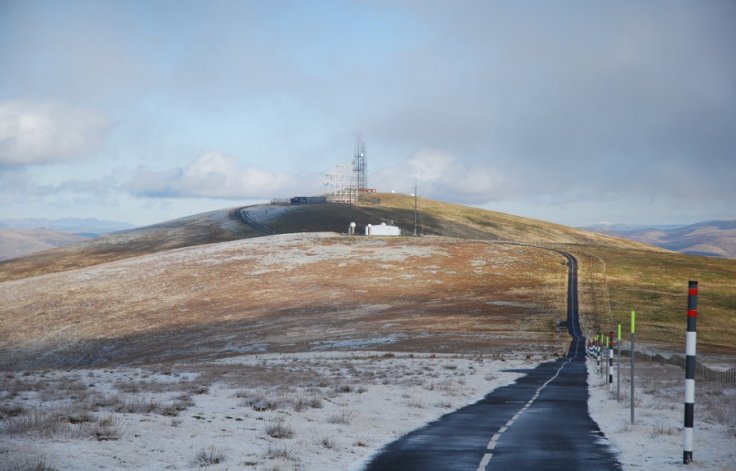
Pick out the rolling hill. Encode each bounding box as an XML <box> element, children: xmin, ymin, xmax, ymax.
<box><xmin>584</xmin><ymin>218</ymin><xmax>736</xmax><ymax>259</ymax></box>
<box><xmin>0</xmin><ymin>194</ymin><xmax>656</xmax><ymax>283</ymax></box>
<box><xmin>0</xmin><ymin>228</ymin><xmax>92</xmax><ymax>261</ymax></box>
<box><xmin>1</xmin><ymin>194</ymin><xmax>734</xmax><ymax>372</ymax></box>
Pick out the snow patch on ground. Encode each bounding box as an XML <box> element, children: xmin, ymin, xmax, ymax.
<box><xmin>586</xmin><ymin>356</ymin><xmax>736</xmax><ymax>470</ymax></box>
<box><xmin>1</xmin><ymin>352</ymin><xmax>537</xmax><ymax>470</ymax></box>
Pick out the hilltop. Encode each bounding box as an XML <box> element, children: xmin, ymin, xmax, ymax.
<box><xmin>0</xmin><ymin>193</ymin><xmax>654</xmax><ymax>282</ymax></box>
<box><xmin>1</xmin><ymin>193</ymin><xmax>734</xmax><ymax>367</ymax></box>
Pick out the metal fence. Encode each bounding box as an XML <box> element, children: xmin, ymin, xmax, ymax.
<box><xmin>618</xmin><ymin>349</ymin><xmax>736</xmax><ymax>383</ymax></box>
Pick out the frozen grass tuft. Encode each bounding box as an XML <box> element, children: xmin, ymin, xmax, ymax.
<box><xmin>4</xmin><ymin>411</ymin><xmax>66</xmax><ymax>437</ymax></box>
<box><xmin>91</xmin><ymin>415</ymin><xmax>122</xmax><ymax>441</ymax></box>
<box><xmin>292</xmin><ymin>394</ymin><xmax>323</xmax><ymax>411</ymax></box>
<box><xmin>265</xmin><ymin>420</ymin><xmax>294</xmax><ymax>439</ymax></box>
<box><xmin>320</xmin><ymin>435</ymin><xmax>336</xmax><ymax>449</ymax></box>
<box><xmin>265</xmin><ymin>443</ymin><xmax>294</xmax><ymax>460</ymax></box>
<box><xmin>650</xmin><ymin>424</ymin><xmax>678</xmax><ymax>437</ymax></box>
<box><xmin>9</xmin><ymin>456</ymin><xmax>53</xmax><ymax>471</ymax></box>
<box><xmin>193</xmin><ymin>446</ymin><xmax>226</xmax><ymax>467</ymax></box>
<box><xmin>114</xmin><ymin>397</ymin><xmax>162</xmax><ymax>414</ymax></box>
<box><xmin>327</xmin><ymin>409</ymin><xmax>356</xmax><ymax>425</ymax></box>
<box><xmin>3</xmin><ymin>410</ymin><xmax>122</xmax><ymax>441</ymax></box>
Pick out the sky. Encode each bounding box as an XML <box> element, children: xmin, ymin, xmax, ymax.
<box><xmin>1</xmin><ymin>0</ymin><xmax>734</xmax><ymax>227</ymax></box>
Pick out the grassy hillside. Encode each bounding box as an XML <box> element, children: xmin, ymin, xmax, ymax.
<box><xmin>0</xmin><ymin>229</ymin><xmax>91</xmax><ymax>261</ymax></box>
<box><xmin>258</xmin><ymin>193</ymin><xmax>659</xmax><ymax>250</ymax></box>
<box><xmin>569</xmin><ymin>245</ymin><xmax>736</xmax><ymax>354</ymax></box>
<box><xmin>0</xmin><ymin>194</ymin><xmax>653</xmax><ymax>282</ymax></box>
<box><xmin>1</xmin><ymin>194</ymin><xmax>733</xmax><ymax>358</ymax></box>
<box><xmin>0</xmin><ymin>208</ymin><xmax>261</xmax><ymax>282</ymax></box>
<box><xmin>0</xmin><ymin>235</ymin><xmax>571</xmax><ymax>370</ymax></box>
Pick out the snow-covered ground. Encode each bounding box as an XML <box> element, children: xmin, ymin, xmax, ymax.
<box><xmin>1</xmin><ymin>352</ymin><xmax>537</xmax><ymax>470</ymax></box>
<box><xmin>4</xmin><ymin>351</ymin><xmax>733</xmax><ymax>470</ymax></box>
<box><xmin>587</xmin><ymin>356</ymin><xmax>736</xmax><ymax>470</ymax></box>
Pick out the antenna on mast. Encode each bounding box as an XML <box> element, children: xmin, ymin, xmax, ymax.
<box><xmin>353</xmin><ymin>135</ymin><xmax>367</xmax><ymax>194</ymax></box>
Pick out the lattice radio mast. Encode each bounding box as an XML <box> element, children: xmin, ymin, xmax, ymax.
<box><xmin>353</xmin><ymin>135</ymin><xmax>367</xmax><ymax>193</ymax></box>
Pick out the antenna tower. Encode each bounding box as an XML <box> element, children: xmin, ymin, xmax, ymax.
<box><xmin>323</xmin><ymin>163</ymin><xmax>355</xmax><ymax>203</ymax></box>
<box><xmin>353</xmin><ymin>135</ymin><xmax>367</xmax><ymax>193</ymax></box>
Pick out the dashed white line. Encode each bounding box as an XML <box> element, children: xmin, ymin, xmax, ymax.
<box><xmin>476</xmin><ymin>338</ymin><xmax>582</xmax><ymax>470</ymax></box>
<box><xmin>477</xmin><ymin>453</ymin><xmax>493</xmax><ymax>470</ymax></box>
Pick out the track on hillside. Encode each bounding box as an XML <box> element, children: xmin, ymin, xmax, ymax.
<box><xmin>361</xmin><ymin>252</ymin><xmax>621</xmax><ymax>471</ymax></box>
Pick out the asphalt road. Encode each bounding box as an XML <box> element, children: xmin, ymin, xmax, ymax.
<box><xmin>362</xmin><ymin>252</ymin><xmax>621</xmax><ymax>471</ymax></box>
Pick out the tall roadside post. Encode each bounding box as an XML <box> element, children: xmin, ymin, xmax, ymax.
<box><xmin>630</xmin><ymin>310</ymin><xmax>636</xmax><ymax>425</ymax></box>
<box><xmin>600</xmin><ymin>333</ymin><xmax>605</xmax><ymax>380</ymax></box>
<box><xmin>617</xmin><ymin>322</ymin><xmax>622</xmax><ymax>401</ymax></box>
<box><xmin>608</xmin><ymin>331</ymin><xmax>614</xmax><ymax>386</ymax></box>
<box><xmin>684</xmin><ymin>281</ymin><xmax>698</xmax><ymax>464</ymax></box>
<box><xmin>601</xmin><ymin>334</ymin><xmax>611</xmax><ymax>385</ymax></box>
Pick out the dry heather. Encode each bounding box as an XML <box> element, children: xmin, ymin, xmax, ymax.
<box><xmin>569</xmin><ymin>244</ymin><xmax>736</xmax><ymax>355</ymax></box>
<box><xmin>0</xmin><ymin>234</ymin><xmax>570</xmax><ymax>370</ymax></box>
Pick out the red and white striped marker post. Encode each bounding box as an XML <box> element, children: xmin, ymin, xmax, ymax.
<box><xmin>684</xmin><ymin>281</ymin><xmax>698</xmax><ymax>464</ymax></box>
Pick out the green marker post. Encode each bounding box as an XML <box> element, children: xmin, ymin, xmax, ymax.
<box><xmin>630</xmin><ymin>310</ymin><xmax>636</xmax><ymax>425</ymax></box>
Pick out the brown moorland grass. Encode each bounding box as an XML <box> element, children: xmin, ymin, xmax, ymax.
<box><xmin>568</xmin><ymin>244</ymin><xmax>736</xmax><ymax>354</ymax></box>
<box><xmin>0</xmin><ymin>194</ymin><xmax>731</xmax><ymax>361</ymax></box>
<box><xmin>0</xmin><ymin>208</ymin><xmax>261</xmax><ymax>282</ymax></box>
<box><xmin>0</xmin><ymin>194</ymin><xmax>653</xmax><ymax>283</ymax></box>
<box><xmin>0</xmin><ymin>235</ymin><xmax>570</xmax><ymax>370</ymax></box>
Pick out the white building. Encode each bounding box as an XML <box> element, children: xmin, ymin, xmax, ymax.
<box><xmin>365</xmin><ymin>223</ymin><xmax>401</xmax><ymax>236</ymax></box>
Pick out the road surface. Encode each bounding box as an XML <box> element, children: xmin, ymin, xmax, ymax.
<box><xmin>362</xmin><ymin>252</ymin><xmax>621</xmax><ymax>470</ymax></box>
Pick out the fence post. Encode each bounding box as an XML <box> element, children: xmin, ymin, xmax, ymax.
<box><xmin>684</xmin><ymin>281</ymin><xmax>698</xmax><ymax>464</ymax></box>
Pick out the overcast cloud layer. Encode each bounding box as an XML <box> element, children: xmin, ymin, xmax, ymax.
<box><xmin>0</xmin><ymin>0</ymin><xmax>734</xmax><ymax>226</ymax></box>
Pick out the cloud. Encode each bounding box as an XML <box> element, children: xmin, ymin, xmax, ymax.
<box><xmin>373</xmin><ymin>149</ymin><xmax>509</xmax><ymax>203</ymax></box>
<box><xmin>0</xmin><ymin>101</ymin><xmax>108</xmax><ymax>165</ymax></box>
<box><xmin>360</xmin><ymin>1</ymin><xmax>736</xmax><ymax>208</ymax></box>
<box><xmin>126</xmin><ymin>151</ymin><xmax>298</xmax><ymax>199</ymax></box>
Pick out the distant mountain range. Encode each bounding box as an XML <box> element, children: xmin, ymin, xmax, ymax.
<box><xmin>0</xmin><ymin>217</ymin><xmax>136</xmax><ymax>261</ymax></box>
<box><xmin>582</xmin><ymin>219</ymin><xmax>736</xmax><ymax>259</ymax></box>
<box><xmin>0</xmin><ymin>217</ymin><xmax>135</xmax><ymax>235</ymax></box>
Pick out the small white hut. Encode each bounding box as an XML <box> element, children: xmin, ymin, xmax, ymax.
<box><xmin>365</xmin><ymin>222</ymin><xmax>401</xmax><ymax>236</ymax></box>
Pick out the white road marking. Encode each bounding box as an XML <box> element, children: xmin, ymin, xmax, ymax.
<box><xmin>477</xmin><ymin>337</ymin><xmax>581</xmax><ymax>470</ymax></box>
<box><xmin>477</xmin><ymin>453</ymin><xmax>493</xmax><ymax>471</ymax></box>
<box><xmin>476</xmin><ymin>252</ymin><xmax>582</xmax><ymax>470</ymax></box>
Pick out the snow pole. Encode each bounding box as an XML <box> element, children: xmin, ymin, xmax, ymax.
<box><xmin>630</xmin><ymin>310</ymin><xmax>635</xmax><ymax>425</ymax></box>
<box><xmin>608</xmin><ymin>331</ymin><xmax>614</xmax><ymax>386</ymax></box>
<box><xmin>600</xmin><ymin>333</ymin><xmax>605</xmax><ymax>379</ymax></box>
<box><xmin>616</xmin><ymin>323</ymin><xmax>622</xmax><ymax>401</ymax></box>
<box><xmin>598</xmin><ymin>333</ymin><xmax>606</xmax><ymax>381</ymax></box>
<box><xmin>604</xmin><ymin>335</ymin><xmax>609</xmax><ymax>386</ymax></box>
<box><xmin>684</xmin><ymin>281</ymin><xmax>698</xmax><ymax>464</ymax></box>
